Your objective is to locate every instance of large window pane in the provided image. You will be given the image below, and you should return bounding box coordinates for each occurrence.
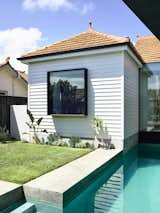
[48,69,87,115]
[148,72,160,131]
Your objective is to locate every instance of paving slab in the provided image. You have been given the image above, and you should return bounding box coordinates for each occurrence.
[24,148,122,207]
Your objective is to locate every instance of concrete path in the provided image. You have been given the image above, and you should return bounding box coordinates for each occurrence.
[24,148,122,207]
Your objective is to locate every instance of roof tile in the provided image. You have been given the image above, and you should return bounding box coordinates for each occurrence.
[135,35,160,63]
[19,28,130,59]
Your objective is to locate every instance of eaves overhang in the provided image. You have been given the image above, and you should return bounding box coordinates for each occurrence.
[18,42,144,67]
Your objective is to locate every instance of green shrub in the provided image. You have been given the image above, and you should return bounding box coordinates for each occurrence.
[52,140,68,147]
[69,136,81,148]
[21,140,29,143]
[0,127,10,142]
[75,141,95,149]
[75,142,87,148]
[85,142,90,148]
[87,142,95,150]
[47,133,61,145]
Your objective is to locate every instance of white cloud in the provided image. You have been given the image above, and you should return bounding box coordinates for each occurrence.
[0,27,42,71]
[81,2,95,15]
[22,0,95,14]
[23,0,75,11]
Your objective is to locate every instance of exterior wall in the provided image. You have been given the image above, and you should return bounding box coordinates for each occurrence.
[13,77,28,97]
[10,105,29,141]
[28,51,124,148]
[124,52,139,150]
[0,70,27,97]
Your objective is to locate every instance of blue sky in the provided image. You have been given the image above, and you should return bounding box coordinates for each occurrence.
[0,0,152,70]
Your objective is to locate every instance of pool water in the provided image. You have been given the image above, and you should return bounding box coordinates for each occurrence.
[63,144,160,213]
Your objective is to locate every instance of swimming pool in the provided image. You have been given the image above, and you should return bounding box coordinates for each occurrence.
[62,144,160,213]
[2,144,160,213]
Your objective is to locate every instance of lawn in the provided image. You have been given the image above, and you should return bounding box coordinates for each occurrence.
[0,142,91,184]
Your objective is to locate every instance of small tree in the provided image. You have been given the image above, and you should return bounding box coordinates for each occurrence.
[26,109,47,144]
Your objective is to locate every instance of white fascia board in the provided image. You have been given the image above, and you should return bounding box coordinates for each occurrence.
[125,46,143,68]
[20,45,127,64]
[142,64,153,76]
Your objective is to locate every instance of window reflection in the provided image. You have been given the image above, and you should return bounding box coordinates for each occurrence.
[148,72,160,131]
[48,69,87,115]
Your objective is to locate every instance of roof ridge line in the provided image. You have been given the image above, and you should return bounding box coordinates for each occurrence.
[136,34,155,40]
[90,30,126,38]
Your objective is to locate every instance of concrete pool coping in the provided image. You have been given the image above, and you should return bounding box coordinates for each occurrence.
[0,181,20,196]
[23,148,122,207]
[0,181,24,211]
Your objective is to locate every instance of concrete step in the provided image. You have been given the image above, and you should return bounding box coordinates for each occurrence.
[10,202,36,213]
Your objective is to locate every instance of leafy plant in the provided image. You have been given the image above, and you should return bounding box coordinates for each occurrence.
[92,117,111,148]
[75,142,87,148]
[26,109,47,144]
[52,140,68,147]
[85,142,95,150]
[69,136,81,148]
[74,141,95,149]
[91,118,107,134]
[46,133,61,145]
[0,126,10,142]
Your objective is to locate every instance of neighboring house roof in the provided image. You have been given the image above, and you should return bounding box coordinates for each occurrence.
[0,57,28,83]
[135,35,160,63]
[18,71,28,82]
[18,25,143,63]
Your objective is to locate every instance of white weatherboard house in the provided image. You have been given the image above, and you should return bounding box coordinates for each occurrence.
[18,26,147,149]
[0,57,28,97]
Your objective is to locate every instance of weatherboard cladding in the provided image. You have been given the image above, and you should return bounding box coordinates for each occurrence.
[124,52,139,139]
[28,52,124,145]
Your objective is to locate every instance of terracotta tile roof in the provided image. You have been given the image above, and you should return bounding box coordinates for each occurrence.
[19,28,130,59]
[135,35,160,63]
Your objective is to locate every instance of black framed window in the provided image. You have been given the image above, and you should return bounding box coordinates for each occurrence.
[48,68,87,115]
